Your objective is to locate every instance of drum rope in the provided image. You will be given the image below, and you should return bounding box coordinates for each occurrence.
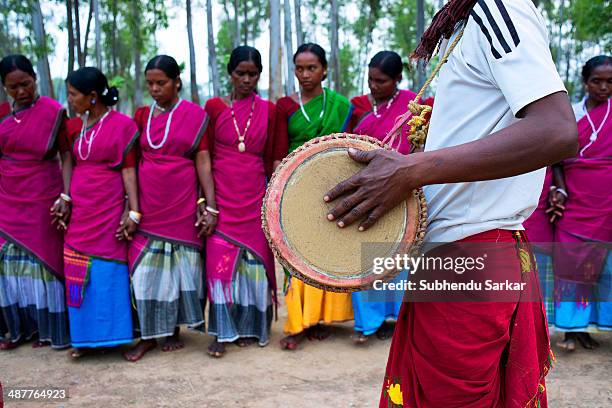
[383,26,466,151]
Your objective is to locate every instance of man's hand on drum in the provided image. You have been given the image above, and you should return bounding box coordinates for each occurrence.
[324,148,417,231]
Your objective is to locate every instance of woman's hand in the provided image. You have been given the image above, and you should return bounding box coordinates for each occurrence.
[546,186,567,223]
[116,210,139,241]
[50,198,71,231]
[324,148,419,231]
[195,204,218,237]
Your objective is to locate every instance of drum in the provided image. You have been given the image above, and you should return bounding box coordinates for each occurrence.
[262,133,427,292]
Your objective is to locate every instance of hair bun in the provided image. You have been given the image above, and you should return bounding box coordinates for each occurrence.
[104,86,120,106]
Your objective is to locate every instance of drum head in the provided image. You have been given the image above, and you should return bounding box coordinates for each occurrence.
[262,134,427,292]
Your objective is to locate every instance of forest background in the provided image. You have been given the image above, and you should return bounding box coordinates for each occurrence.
[0,0,610,114]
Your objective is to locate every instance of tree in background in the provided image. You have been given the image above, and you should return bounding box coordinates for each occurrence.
[186,0,200,103]
[207,0,221,96]
[269,0,283,101]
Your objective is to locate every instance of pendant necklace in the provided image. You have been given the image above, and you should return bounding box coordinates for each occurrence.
[297,88,326,123]
[146,99,183,150]
[11,96,39,124]
[580,98,610,156]
[77,108,111,161]
[230,93,256,153]
[372,90,399,118]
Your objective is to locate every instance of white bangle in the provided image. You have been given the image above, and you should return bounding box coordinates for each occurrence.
[205,206,219,216]
[556,188,568,198]
[60,193,72,203]
[128,210,142,224]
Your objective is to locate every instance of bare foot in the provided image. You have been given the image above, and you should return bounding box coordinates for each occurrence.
[351,332,369,345]
[69,347,89,359]
[207,339,226,358]
[306,325,330,341]
[375,321,395,340]
[32,340,51,348]
[162,327,184,352]
[123,340,157,362]
[236,337,257,347]
[0,339,21,350]
[556,333,577,352]
[576,332,600,350]
[280,332,305,350]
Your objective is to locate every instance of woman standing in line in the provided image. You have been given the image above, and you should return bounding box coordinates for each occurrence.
[276,43,354,350]
[349,51,418,343]
[123,55,216,362]
[0,55,70,349]
[204,46,284,358]
[63,67,139,358]
[551,55,612,350]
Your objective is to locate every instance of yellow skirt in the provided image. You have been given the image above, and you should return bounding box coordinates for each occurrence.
[283,278,354,335]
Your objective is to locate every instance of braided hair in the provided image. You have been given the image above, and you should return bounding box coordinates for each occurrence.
[412,0,477,62]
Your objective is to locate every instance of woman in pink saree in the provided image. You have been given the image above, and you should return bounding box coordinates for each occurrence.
[63,67,139,358]
[349,51,418,344]
[551,55,612,351]
[204,46,285,358]
[0,55,70,349]
[124,55,216,362]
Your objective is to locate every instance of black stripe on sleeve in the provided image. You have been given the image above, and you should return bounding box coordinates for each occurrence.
[470,10,503,59]
[494,0,520,46]
[477,0,512,53]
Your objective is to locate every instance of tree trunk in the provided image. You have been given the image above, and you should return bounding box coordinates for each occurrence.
[416,0,426,91]
[269,0,283,101]
[186,0,200,104]
[75,0,83,66]
[66,0,75,73]
[112,0,118,75]
[132,0,143,108]
[233,0,241,47]
[243,0,248,44]
[31,0,54,98]
[330,0,340,92]
[94,0,101,68]
[82,0,94,66]
[294,0,303,44]
[207,0,221,96]
[283,0,295,95]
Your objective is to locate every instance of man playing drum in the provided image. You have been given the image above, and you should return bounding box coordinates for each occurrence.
[325,0,577,406]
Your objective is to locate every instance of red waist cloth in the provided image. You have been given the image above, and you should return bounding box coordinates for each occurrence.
[380,229,551,408]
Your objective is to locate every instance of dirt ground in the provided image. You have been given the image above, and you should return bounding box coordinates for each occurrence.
[2,270,611,408]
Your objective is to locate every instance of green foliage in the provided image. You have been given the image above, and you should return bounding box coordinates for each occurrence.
[571,0,612,52]
[216,18,234,94]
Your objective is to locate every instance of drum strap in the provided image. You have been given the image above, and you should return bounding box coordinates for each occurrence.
[384,26,467,152]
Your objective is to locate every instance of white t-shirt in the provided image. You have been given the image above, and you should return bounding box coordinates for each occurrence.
[423,0,566,243]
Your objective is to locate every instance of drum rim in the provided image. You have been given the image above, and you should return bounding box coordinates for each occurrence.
[262,133,428,292]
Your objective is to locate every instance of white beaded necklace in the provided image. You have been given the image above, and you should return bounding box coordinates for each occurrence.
[77,109,111,161]
[297,88,326,123]
[580,98,610,157]
[146,99,183,150]
[372,90,399,118]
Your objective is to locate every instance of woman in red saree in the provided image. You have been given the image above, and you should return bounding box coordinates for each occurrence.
[0,55,70,349]
[124,55,216,362]
[63,67,139,358]
[204,46,285,357]
[550,55,612,350]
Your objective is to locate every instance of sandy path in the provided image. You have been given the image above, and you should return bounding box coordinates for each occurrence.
[2,272,611,407]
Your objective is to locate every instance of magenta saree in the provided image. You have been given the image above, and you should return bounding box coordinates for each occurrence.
[206,95,276,345]
[129,100,209,269]
[0,96,65,277]
[353,90,417,154]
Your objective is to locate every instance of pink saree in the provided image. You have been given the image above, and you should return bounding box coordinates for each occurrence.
[0,96,65,278]
[206,95,276,300]
[128,101,208,270]
[554,100,611,298]
[353,90,417,154]
[65,110,138,262]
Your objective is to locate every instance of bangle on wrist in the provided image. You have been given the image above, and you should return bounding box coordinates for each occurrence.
[556,188,568,198]
[197,197,206,206]
[128,210,142,224]
[60,193,72,203]
[205,206,219,216]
